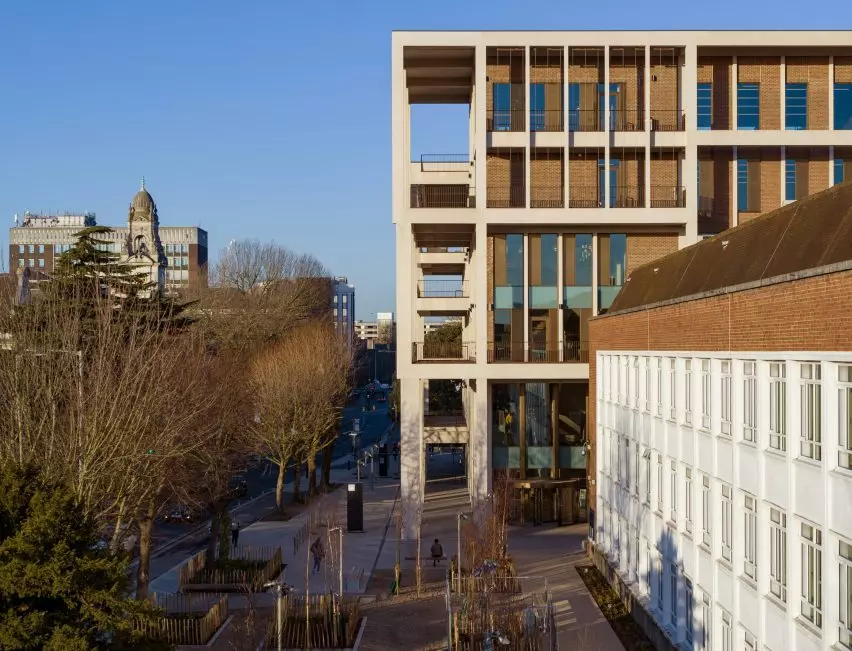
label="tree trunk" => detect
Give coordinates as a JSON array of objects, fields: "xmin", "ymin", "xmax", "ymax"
[
  {"xmin": 136, "ymin": 500, "xmax": 156, "ymax": 600},
  {"xmin": 110, "ymin": 497, "xmax": 126, "ymax": 553},
  {"xmin": 322, "ymin": 444, "xmax": 333, "ymax": 489},
  {"xmin": 307, "ymin": 453, "xmax": 317, "ymax": 496},
  {"xmin": 292, "ymin": 461, "xmax": 302, "ymax": 504},
  {"xmin": 275, "ymin": 460, "xmax": 286, "ymax": 513},
  {"xmin": 206, "ymin": 502, "xmax": 223, "ymax": 566}
]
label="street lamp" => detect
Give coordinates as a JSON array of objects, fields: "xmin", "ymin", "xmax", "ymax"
[
  {"xmin": 456, "ymin": 512, "xmax": 468, "ymax": 591},
  {"xmin": 329, "ymin": 526, "xmax": 344, "ymax": 598},
  {"xmin": 263, "ymin": 580, "xmax": 295, "ymax": 651}
]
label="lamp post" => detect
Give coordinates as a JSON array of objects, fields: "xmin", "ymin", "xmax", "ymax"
[
  {"xmin": 329, "ymin": 526, "xmax": 344, "ymax": 598},
  {"xmin": 456, "ymin": 512, "xmax": 468, "ymax": 591},
  {"xmin": 264, "ymin": 580, "xmax": 295, "ymax": 651}
]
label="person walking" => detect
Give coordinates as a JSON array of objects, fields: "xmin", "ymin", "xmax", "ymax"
[
  {"xmin": 431, "ymin": 538, "xmax": 444, "ymax": 567},
  {"xmin": 230, "ymin": 520, "xmax": 240, "ymax": 548},
  {"xmin": 310, "ymin": 536, "xmax": 325, "ymax": 573}
]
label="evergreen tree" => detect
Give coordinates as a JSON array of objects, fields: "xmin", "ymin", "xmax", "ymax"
[{"xmin": 0, "ymin": 465, "xmax": 170, "ymax": 651}]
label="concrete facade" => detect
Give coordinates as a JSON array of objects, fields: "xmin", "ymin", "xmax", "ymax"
[{"xmin": 392, "ymin": 30, "xmax": 852, "ymax": 540}]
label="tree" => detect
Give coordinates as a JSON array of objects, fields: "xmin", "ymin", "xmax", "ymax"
[
  {"xmin": 424, "ymin": 321, "xmax": 464, "ymax": 413},
  {"xmin": 0, "ymin": 465, "xmax": 168, "ymax": 651}
]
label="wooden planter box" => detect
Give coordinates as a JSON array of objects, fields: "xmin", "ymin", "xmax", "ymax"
[
  {"xmin": 135, "ymin": 593, "xmax": 229, "ymax": 646},
  {"xmin": 179, "ymin": 546, "xmax": 284, "ymax": 593},
  {"xmin": 261, "ymin": 595, "xmax": 363, "ymax": 650}
]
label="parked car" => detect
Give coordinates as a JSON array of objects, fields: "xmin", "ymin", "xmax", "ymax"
[
  {"xmin": 162, "ymin": 504, "xmax": 196, "ymax": 524},
  {"xmin": 228, "ymin": 475, "xmax": 248, "ymax": 499}
]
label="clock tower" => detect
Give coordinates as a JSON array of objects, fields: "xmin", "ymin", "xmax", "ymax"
[{"xmin": 124, "ymin": 178, "xmax": 166, "ymax": 296}]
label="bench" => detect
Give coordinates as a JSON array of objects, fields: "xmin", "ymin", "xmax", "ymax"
[{"xmin": 345, "ymin": 566, "xmax": 364, "ymax": 592}]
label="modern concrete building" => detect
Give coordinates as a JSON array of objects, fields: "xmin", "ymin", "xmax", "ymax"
[
  {"xmin": 332, "ymin": 276, "xmax": 355, "ymax": 340},
  {"xmin": 8, "ymin": 185, "xmax": 208, "ymax": 293},
  {"xmin": 589, "ymin": 181, "xmax": 852, "ymax": 651},
  {"xmin": 392, "ymin": 30, "xmax": 852, "ymax": 539}
]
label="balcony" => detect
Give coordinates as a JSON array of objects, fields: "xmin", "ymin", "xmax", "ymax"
[
  {"xmin": 531, "ymin": 109, "xmax": 564, "ymax": 132},
  {"xmin": 417, "ymin": 279, "xmax": 469, "ymax": 298},
  {"xmin": 568, "ymin": 109, "xmax": 601, "ymax": 132},
  {"xmin": 569, "ymin": 186, "xmax": 602, "ymax": 209},
  {"xmin": 611, "ymin": 109, "xmax": 644, "ymax": 132},
  {"xmin": 651, "ymin": 111, "xmax": 685, "ymax": 132},
  {"xmin": 487, "ymin": 338, "xmax": 589, "ymax": 363},
  {"xmin": 423, "ymin": 409, "xmax": 468, "ymax": 445},
  {"xmin": 487, "ymin": 184, "xmax": 525, "ymax": 209},
  {"xmin": 650, "ymin": 186, "xmax": 686, "ymax": 208},
  {"xmin": 530, "ymin": 186, "xmax": 564, "ymax": 209},
  {"xmin": 612, "ymin": 186, "xmax": 644, "ymax": 208},
  {"xmin": 423, "ymin": 410, "xmax": 467, "ymax": 428},
  {"xmin": 417, "ymin": 154, "xmax": 470, "ymax": 173},
  {"xmin": 410, "ymin": 184, "xmax": 475, "ymax": 209},
  {"xmin": 488, "ymin": 108, "xmax": 525, "ymax": 132},
  {"xmin": 412, "ymin": 341, "xmax": 476, "ymax": 363}
]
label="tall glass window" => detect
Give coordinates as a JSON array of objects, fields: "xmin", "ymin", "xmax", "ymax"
[
  {"xmin": 835, "ymin": 83, "xmax": 852, "ymax": 130},
  {"xmin": 737, "ymin": 159, "xmax": 749, "ymax": 212},
  {"xmin": 785, "ymin": 159, "xmax": 797, "ymax": 201},
  {"xmin": 493, "ymin": 83, "xmax": 512, "ymax": 131},
  {"xmin": 836, "ymin": 158, "xmax": 846, "ymax": 185},
  {"xmin": 492, "ymin": 384, "xmax": 520, "ymax": 475},
  {"xmin": 492, "ymin": 234, "xmax": 524, "ymax": 361},
  {"xmin": 597, "ymin": 233, "xmax": 626, "ymax": 312},
  {"xmin": 529, "ymin": 234, "xmax": 558, "ymax": 361},
  {"xmin": 785, "ymin": 83, "xmax": 808, "ymax": 130},
  {"xmin": 737, "ymin": 83, "xmax": 760, "ymax": 130},
  {"xmin": 530, "ymin": 83, "xmax": 545, "ymax": 131},
  {"xmin": 697, "ymin": 83, "xmax": 712, "ymax": 130},
  {"xmin": 562, "ymin": 234, "xmax": 593, "ymax": 361}
]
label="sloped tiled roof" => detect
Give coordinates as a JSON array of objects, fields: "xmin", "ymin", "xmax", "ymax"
[{"xmin": 607, "ymin": 181, "xmax": 852, "ymax": 314}]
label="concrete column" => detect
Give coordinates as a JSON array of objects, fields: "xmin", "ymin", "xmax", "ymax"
[
  {"xmin": 732, "ymin": 56, "xmax": 738, "ymax": 130},
  {"xmin": 474, "ymin": 222, "xmax": 488, "ymax": 365},
  {"xmin": 469, "ymin": 379, "xmax": 491, "ymax": 508},
  {"xmin": 683, "ymin": 44, "xmax": 699, "ymax": 244},
  {"xmin": 391, "ymin": 39, "xmax": 404, "ymax": 220},
  {"xmin": 732, "ymin": 145, "xmax": 739, "ymax": 227},
  {"xmin": 519, "ymin": 384, "xmax": 527, "ymax": 479},
  {"xmin": 830, "ymin": 55, "xmax": 836, "ymax": 131},
  {"xmin": 604, "ymin": 46, "xmax": 611, "ymax": 210},
  {"xmin": 563, "ymin": 46, "xmax": 570, "ymax": 208},
  {"xmin": 525, "ymin": 46, "xmax": 531, "ymax": 209},
  {"xmin": 645, "ymin": 45, "xmax": 652, "ymax": 209},
  {"xmin": 400, "ymin": 378, "xmax": 423, "ymax": 540},
  {"xmin": 780, "ymin": 56, "xmax": 786, "ymax": 131},
  {"xmin": 523, "ymin": 233, "xmax": 529, "ymax": 362},
  {"xmin": 591, "ymin": 233, "xmax": 599, "ymax": 315},
  {"xmin": 475, "ymin": 45, "xmax": 487, "ymax": 208}
]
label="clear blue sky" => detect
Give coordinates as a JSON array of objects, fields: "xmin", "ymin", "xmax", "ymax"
[{"xmin": 0, "ymin": 0, "xmax": 831, "ymax": 318}]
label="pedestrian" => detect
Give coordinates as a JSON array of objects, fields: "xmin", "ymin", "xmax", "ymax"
[
  {"xmin": 230, "ymin": 520, "xmax": 240, "ymax": 548},
  {"xmin": 310, "ymin": 536, "xmax": 325, "ymax": 573},
  {"xmin": 431, "ymin": 538, "xmax": 444, "ymax": 567}
]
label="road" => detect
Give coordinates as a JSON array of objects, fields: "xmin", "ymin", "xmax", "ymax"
[{"xmin": 144, "ymin": 392, "xmax": 396, "ymax": 584}]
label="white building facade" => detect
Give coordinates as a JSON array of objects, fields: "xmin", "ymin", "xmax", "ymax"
[{"xmin": 595, "ymin": 351, "xmax": 852, "ymax": 651}]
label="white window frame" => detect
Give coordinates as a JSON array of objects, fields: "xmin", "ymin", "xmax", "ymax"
[
  {"xmin": 721, "ymin": 484, "xmax": 733, "ymax": 562},
  {"xmin": 721, "ymin": 609, "xmax": 733, "ymax": 651},
  {"xmin": 769, "ymin": 362, "xmax": 787, "ymax": 452},
  {"xmin": 670, "ymin": 563, "xmax": 678, "ymax": 628},
  {"xmin": 669, "ymin": 358, "xmax": 677, "ymax": 421},
  {"xmin": 744, "ymin": 629, "xmax": 757, "ymax": 651},
  {"xmin": 657, "ymin": 454, "xmax": 664, "ymax": 513},
  {"xmin": 632, "ymin": 357, "xmax": 639, "ymax": 409},
  {"xmin": 656, "ymin": 358, "xmax": 663, "ymax": 416},
  {"xmin": 770, "ymin": 506, "xmax": 788, "ymax": 603},
  {"xmin": 839, "ymin": 539, "xmax": 852, "ymax": 649},
  {"xmin": 743, "ymin": 361, "xmax": 756, "ymax": 442},
  {"xmin": 643, "ymin": 448, "xmax": 652, "ymax": 505},
  {"xmin": 839, "ymin": 365, "xmax": 852, "ymax": 470},
  {"xmin": 657, "ymin": 556, "xmax": 664, "ymax": 612},
  {"xmin": 701, "ymin": 475, "xmax": 712, "ymax": 548},
  {"xmin": 684, "ymin": 359, "xmax": 693, "ymax": 425},
  {"xmin": 669, "ymin": 460, "xmax": 678, "ymax": 523},
  {"xmin": 800, "ymin": 362, "xmax": 822, "ymax": 461},
  {"xmin": 685, "ymin": 578, "xmax": 694, "ymax": 645},
  {"xmin": 743, "ymin": 494, "xmax": 757, "ymax": 580},
  {"xmin": 633, "ymin": 441, "xmax": 640, "ymax": 496},
  {"xmin": 685, "ymin": 467, "xmax": 693, "ymax": 534},
  {"xmin": 800, "ymin": 522, "xmax": 823, "ymax": 628},
  {"xmin": 700, "ymin": 358, "xmax": 711, "ymax": 429},
  {"xmin": 624, "ymin": 438, "xmax": 631, "ymax": 490},
  {"xmin": 701, "ymin": 592, "xmax": 712, "ymax": 651},
  {"xmin": 643, "ymin": 357, "xmax": 651, "ymax": 413},
  {"xmin": 721, "ymin": 360, "xmax": 732, "ymax": 435}
]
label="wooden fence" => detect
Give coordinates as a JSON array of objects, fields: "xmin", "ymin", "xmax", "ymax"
[
  {"xmin": 263, "ymin": 594, "xmax": 361, "ymax": 649},
  {"xmin": 179, "ymin": 545, "xmax": 283, "ymax": 592},
  {"xmin": 134, "ymin": 593, "xmax": 228, "ymax": 646}
]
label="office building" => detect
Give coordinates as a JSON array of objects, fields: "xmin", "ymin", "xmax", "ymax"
[
  {"xmin": 589, "ymin": 181, "xmax": 852, "ymax": 651},
  {"xmin": 332, "ymin": 276, "xmax": 355, "ymax": 339},
  {"xmin": 8, "ymin": 184, "xmax": 208, "ymax": 293},
  {"xmin": 355, "ymin": 319, "xmax": 379, "ymax": 342},
  {"xmin": 392, "ymin": 30, "xmax": 852, "ymax": 538}
]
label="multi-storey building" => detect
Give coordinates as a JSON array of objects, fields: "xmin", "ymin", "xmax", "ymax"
[
  {"xmin": 392, "ymin": 30, "xmax": 852, "ymax": 538},
  {"xmin": 589, "ymin": 181, "xmax": 852, "ymax": 651},
  {"xmin": 8, "ymin": 186, "xmax": 208, "ymax": 293},
  {"xmin": 332, "ymin": 276, "xmax": 355, "ymax": 340}
]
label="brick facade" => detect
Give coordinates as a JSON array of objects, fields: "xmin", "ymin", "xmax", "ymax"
[
  {"xmin": 697, "ymin": 56, "xmax": 732, "ymax": 130},
  {"xmin": 609, "ymin": 48, "xmax": 644, "ymax": 119},
  {"xmin": 625, "ymin": 233, "xmax": 678, "ymax": 276},
  {"xmin": 587, "ymin": 267, "xmax": 852, "ymax": 515},
  {"xmin": 786, "ymin": 56, "xmax": 829, "ymax": 130},
  {"xmin": 530, "ymin": 151, "xmax": 564, "ymax": 206},
  {"xmin": 738, "ymin": 147, "xmax": 781, "ymax": 224},
  {"xmin": 835, "ymin": 56, "xmax": 852, "ymax": 83},
  {"xmin": 649, "ymin": 47, "xmax": 680, "ymax": 127},
  {"xmin": 738, "ymin": 56, "xmax": 781, "ymax": 130}
]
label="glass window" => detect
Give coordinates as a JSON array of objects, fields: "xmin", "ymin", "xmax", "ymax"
[
  {"xmin": 644, "ymin": 448, "xmax": 651, "ymax": 505},
  {"xmin": 333, "ymin": 295, "xmax": 338, "ymax": 304},
  {"xmin": 656, "ymin": 454, "xmax": 663, "ymax": 512},
  {"xmin": 770, "ymin": 507, "xmax": 788, "ymax": 602},
  {"xmin": 737, "ymin": 83, "xmax": 760, "ymax": 130},
  {"xmin": 721, "ymin": 484, "xmax": 732, "ymax": 561},
  {"xmin": 38, "ymin": 259, "xmax": 44, "ymax": 268},
  {"xmin": 701, "ymin": 475, "xmax": 711, "ymax": 548},
  {"xmin": 17, "ymin": 258, "xmax": 23, "ymax": 268},
  {"xmin": 700, "ymin": 359, "xmax": 711, "ymax": 429},
  {"xmin": 493, "ymin": 83, "xmax": 511, "ymax": 131},
  {"xmin": 28, "ymin": 259, "xmax": 34, "ymax": 267},
  {"xmin": 744, "ymin": 630, "xmax": 757, "ymax": 651},
  {"xmin": 182, "ymin": 244, "xmax": 189, "ymax": 254},
  {"xmin": 685, "ymin": 467, "xmax": 693, "ymax": 534},
  {"xmin": 17, "ymin": 245, "xmax": 23, "ymax": 254},
  {"xmin": 697, "ymin": 83, "xmax": 712, "ymax": 130},
  {"xmin": 721, "ymin": 360, "xmax": 732, "ymax": 435},
  {"xmin": 721, "ymin": 609, "xmax": 733, "ymax": 651},
  {"xmin": 656, "ymin": 358, "xmax": 663, "ymax": 417},
  {"xmin": 835, "ymin": 83, "xmax": 852, "ymax": 130},
  {"xmin": 530, "ymin": 83, "xmax": 545, "ymax": 131},
  {"xmin": 785, "ymin": 83, "xmax": 807, "ymax": 130},
  {"xmin": 838, "ymin": 158, "xmax": 846, "ymax": 185},
  {"xmin": 769, "ymin": 362, "xmax": 787, "ymax": 451},
  {"xmin": 737, "ymin": 159, "xmax": 749, "ymax": 212},
  {"xmin": 800, "ymin": 363, "xmax": 822, "ymax": 461},
  {"xmin": 342, "ymin": 294, "xmax": 347, "ymax": 304},
  {"xmin": 701, "ymin": 592, "xmax": 712, "ymax": 651},
  {"xmin": 839, "ymin": 365, "xmax": 852, "ymax": 470},
  {"xmin": 656, "ymin": 556, "xmax": 664, "ymax": 612},
  {"xmin": 37, "ymin": 244, "xmax": 44, "ymax": 254},
  {"xmin": 743, "ymin": 361, "xmax": 756, "ymax": 442},
  {"xmin": 840, "ymin": 539, "xmax": 852, "ymax": 649},
  {"xmin": 785, "ymin": 159, "xmax": 796, "ymax": 201},
  {"xmin": 801, "ymin": 522, "xmax": 823, "ymax": 628},
  {"xmin": 685, "ymin": 578, "xmax": 694, "ymax": 644},
  {"xmin": 668, "ymin": 358, "xmax": 677, "ymax": 421},
  {"xmin": 684, "ymin": 359, "xmax": 693, "ymax": 425},
  {"xmin": 669, "ymin": 460, "xmax": 677, "ymax": 523},
  {"xmin": 670, "ymin": 564, "xmax": 678, "ymax": 627},
  {"xmin": 743, "ymin": 494, "xmax": 757, "ymax": 580},
  {"xmin": 597, "ymin": 234, "xmax": 626, "ymax": 312},
  {"xmin": 28, "ymin": 244, "xmax": 34, "ymax": 254},
  {"xmin": 341, "ymin": 307, "xmax": 347, "ymax": 317}
]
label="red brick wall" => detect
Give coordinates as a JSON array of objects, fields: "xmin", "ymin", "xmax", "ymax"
[{"xmin": 587, "ymin": 268, "xmax": 852, "ymax": 513}]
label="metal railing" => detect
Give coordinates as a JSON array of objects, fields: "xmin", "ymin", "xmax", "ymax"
[
  {"xmin": 612, "ymin": 186, "xmax": 644, "ymax": 208},
  {"xmin": 568, "ymin": 186, "xmax": 603, "ymax": 208},
  {"xmin": 410, "ymin": 184, "xmax": 475, "ymax": 208},
  {"xmin": 610, "ymin": 109, "xmax": 644, "ymax": 132},
  {"xmin": 530, "ymin": 186, "xmax": 564, "ymax": 208},
  {"xmin": 412, "ymin": 341, "xmax": 476, "ymax": 363},
  {"xmin": 424, "ymin": 410, "xmax": 467, "ymax": 427},
  {"xmin": 418, "ymin": 154, "xmax": 470, "ymax": 172},
  {"xmin": 417, "ymin": 279, "xmax": 469, "ymax": 298},
  {"xmin": 487, "ymin": 184, "xmax": 526, "ymax": 209},
  {"xmin": 650, "ymin": 186, "xmax": 686, "ymax": 208},
  {"xmin": 568, "ymin": 109, "xmax": 601, "ymax": 132},
  {"xmin": 487, "ymin": 108, "xmax": 525, "ymax": 132},
  {"xmin": 651, "ymin": 111, "xmax": 685, "ymax": 131},
  {"xmin": 487, "ymin": 339, "xmax": 589, "ymax": 363},
  {"xmin": 530, "ymin": 109, "xmax": 564, "ymax": 132}
]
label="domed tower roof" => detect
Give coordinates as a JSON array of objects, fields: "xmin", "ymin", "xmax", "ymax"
[{"xmin": 132, "ymin": 177, "xmax": 155, "ymax": 211}]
